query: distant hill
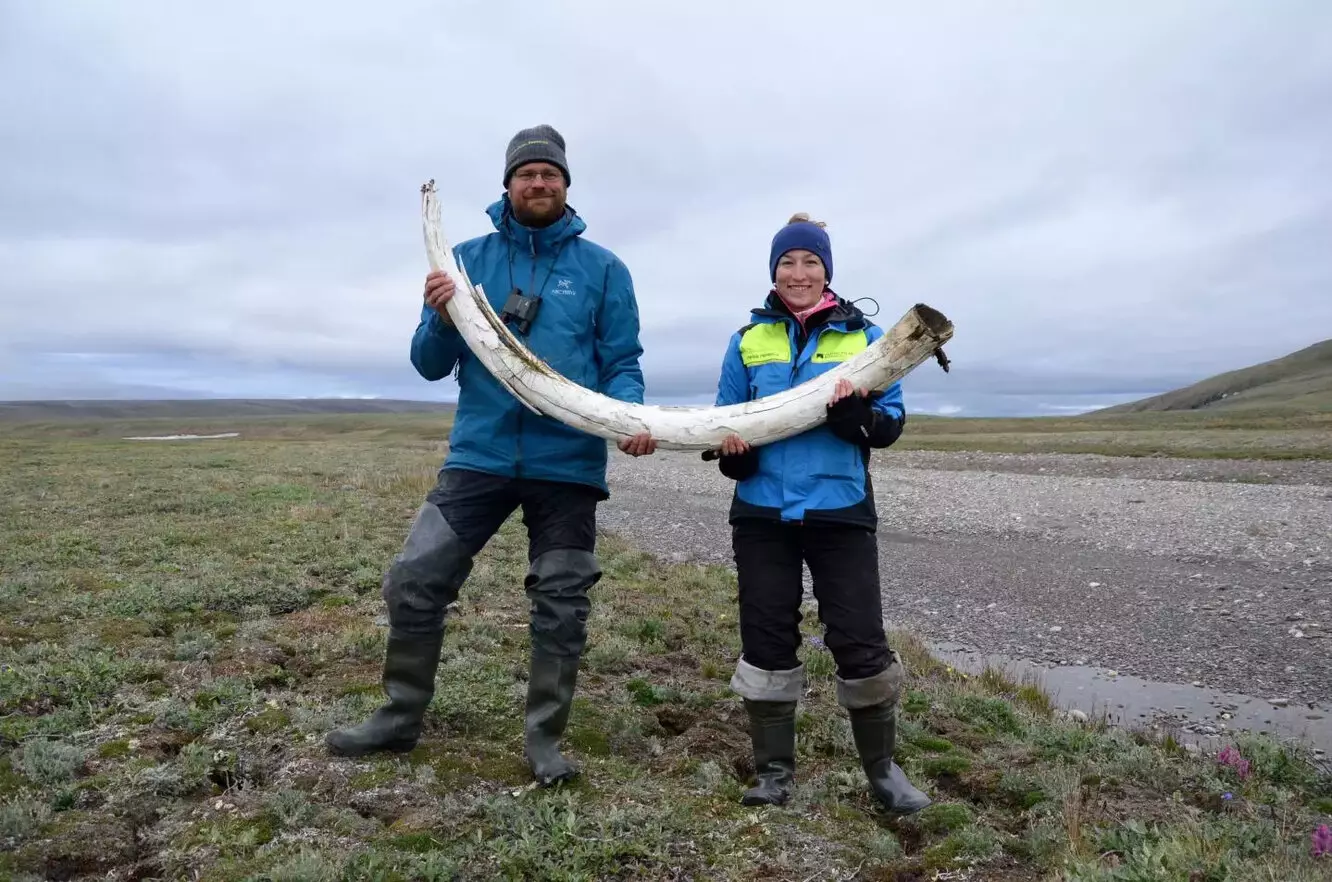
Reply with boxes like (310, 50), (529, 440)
(0, 398), (457, 422)
(1096, 339), (1332, 414)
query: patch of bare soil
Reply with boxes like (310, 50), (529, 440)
(651, 702), (753, 778)
(16, 812), (140, 881)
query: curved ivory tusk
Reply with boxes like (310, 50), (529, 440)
(420, 180), (953, 450)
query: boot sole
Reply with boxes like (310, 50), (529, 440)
(879, 796), (931, 816)
(740, 785), (792, 807)
(534, 771), (580, 788)
(325, 736), (417, 757)
(740, 795), (789, 807)
(529, 760), (581, 787)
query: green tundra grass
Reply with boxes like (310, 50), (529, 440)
(1, 423), (1329, 880)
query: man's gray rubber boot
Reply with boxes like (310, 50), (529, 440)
(848, 701), (931, 814)
(524, 649), (582, 786)
(325, 629), (443, 757)
(741, 699), (797, 806)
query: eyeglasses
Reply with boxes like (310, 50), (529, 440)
(514, 169), (563, 184)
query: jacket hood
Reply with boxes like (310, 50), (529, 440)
(486, 194), (587, 252)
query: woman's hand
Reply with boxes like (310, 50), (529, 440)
(829, 377), (869, 405)
(826, 379), (876, 443)
(711, 433), (759, 481)
(721, 433), (750, 456)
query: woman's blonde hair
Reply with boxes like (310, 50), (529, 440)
(787, 212), (827, 228)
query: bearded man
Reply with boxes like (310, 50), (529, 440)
(325, 125), (655, 787)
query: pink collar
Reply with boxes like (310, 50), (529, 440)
(777, 290), (837, 326)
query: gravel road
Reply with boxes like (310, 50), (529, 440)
(599, 449), (1332, 708)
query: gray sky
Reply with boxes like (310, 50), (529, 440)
(2, 0), (1330, 416)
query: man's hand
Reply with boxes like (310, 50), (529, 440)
(617, 432), (657, 457)
(424, 270), (456, 323)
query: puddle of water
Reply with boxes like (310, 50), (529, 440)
(124, 432), (241, 441)
(927, 639), (1332, 756)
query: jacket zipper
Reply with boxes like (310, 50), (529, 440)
(786, 318), (802, 519)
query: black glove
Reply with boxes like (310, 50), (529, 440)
(702, 447), (760, 481)
(826, 392), (904, 448)
(826, 392), (875, 443)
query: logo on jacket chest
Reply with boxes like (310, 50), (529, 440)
(551, 278), (577, 297)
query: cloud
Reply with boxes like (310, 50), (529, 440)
(2, 0), (1331, 416)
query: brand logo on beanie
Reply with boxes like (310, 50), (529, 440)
(510, 139), (552, 155)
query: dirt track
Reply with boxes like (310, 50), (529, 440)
(600, 449), (1332, 708)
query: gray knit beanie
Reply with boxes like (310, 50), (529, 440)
(503, 124), (570, 186)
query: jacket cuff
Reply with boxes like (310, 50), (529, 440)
(427, 310), (459, 336)
(864, 412), (904, 448)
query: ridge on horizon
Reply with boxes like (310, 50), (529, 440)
(1094, 338), (1332, 415)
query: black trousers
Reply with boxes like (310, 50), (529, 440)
(423, 468), (600, 561)
(382, 467), (603, 646)
(732, 518), (890, 681)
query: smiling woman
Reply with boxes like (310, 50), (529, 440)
(705, 210), (931, 815)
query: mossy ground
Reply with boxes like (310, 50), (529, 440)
(1, 425), (1329, 880)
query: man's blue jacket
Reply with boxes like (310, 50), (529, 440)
(410, 195), (645, 496)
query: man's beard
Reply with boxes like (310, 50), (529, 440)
(512, 196), (565, 228)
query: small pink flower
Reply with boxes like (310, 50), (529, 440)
(1216, 745), (1251, 780)
(1312, 824), (1332, 859)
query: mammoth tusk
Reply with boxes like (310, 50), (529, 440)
(420, 179), (953, 451)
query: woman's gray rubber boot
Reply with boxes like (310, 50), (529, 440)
(325, 629), (443, 757)
(741, 699), (797, 806)
(848, 701), (931, 814)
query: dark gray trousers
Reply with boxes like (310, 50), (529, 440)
(381, 468), (603, 655)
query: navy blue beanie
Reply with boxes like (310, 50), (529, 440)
(769, 219), (833, 283)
